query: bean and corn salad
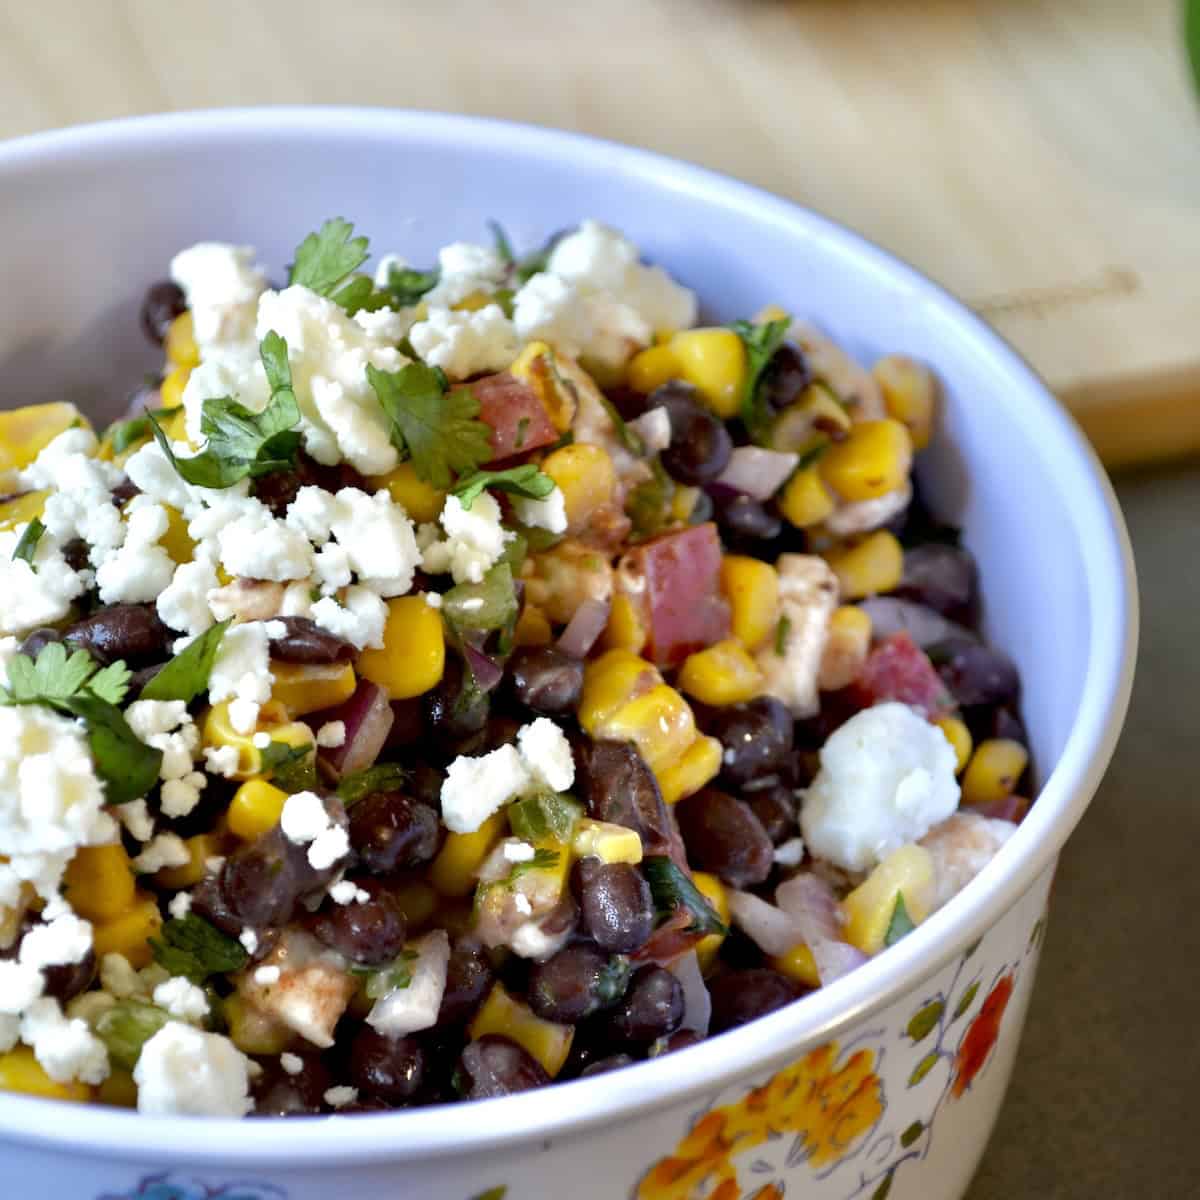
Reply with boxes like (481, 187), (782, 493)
(0, 219), (1029, 1116)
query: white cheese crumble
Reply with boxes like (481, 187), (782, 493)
(316, 721), (347, 749)
(366, 930), (450, 1038)
(254, 965), (282, 986)
(773, 837), (807, 868)
(425, 241), (508, 308)
(0, 523), (87, 636)
(323, 1085), (358, 1109)
(126, 700), (206, 819)
(280, 791), (349, 871)
(94, 501), (176, 605)
(157, 558), (220, 636)
(239, 928), (259, 956)
(170, 242), (267, 356)
(328, 879), (370, 906)
(510, 486), (568, 534)
(132, 833), (190, 875)
(799, 702), (961, 873)
(408, 305), (518, 381)
(20, 996), (109, 1084)
(0, 962), (45, 1014)
(420, 492), (513, 585)
(203, 745), (241, 778)
(208, 621), (274, 735)
(279, 1051), (304, 1076)
(516, 717), (576, 792)
(153, 976), (211, 1023)
(117, 798), (155, 844)
(167, 891), (193, 919)
(99, 953), (144, 1000)
(18, 912), (92, 970)
(503, 841), (536, 864)
(134, 1021), (253, 1116)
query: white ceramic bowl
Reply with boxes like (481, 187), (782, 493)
(0, 108), (1136, 1200)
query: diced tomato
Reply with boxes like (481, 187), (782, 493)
(630, 523), (731, 669)
(848, 631), (955, 718)
(463, 372), (558, 462)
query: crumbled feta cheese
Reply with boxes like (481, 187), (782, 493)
(503, 841), (536, 864)
(117, 798), (155, 844)
(280, 791), (349, 872)
(157, 558), (220, 636)
(134, 1021), (253, 1116)
(254, 965), (282, 986)
(423, 592), (443, 609)
(227, 698), (260, 736)
(126, 700), (206, 819)
(239, 928), (259, 955)
(420, 492), (512, 585)
(0, 1015), (17, 1053)
(251, 731), (272, 750)
(203, 745), (241, 779)
(306, 586), (388, 650)
(212, 497), (315, 583)
(279, 1051), (304, 1076)
(208, 622), (274, 722)
(773, 837), (807, 868)
(95, 502), (176, 605)
(408, 304), (518, 381)
(512, 892), (534, 917)
(354, 306), (412, 343)
(426, 241), (508, 308)
(316, 721), (346, 749)
(20, 996), (109, 1084)
(170, 242), (267, 356)
(132, 833), (190, 875)
(510, 486), (568, 534)
(167, 892), (193, 920)
(100, 953), (145, 1000)
(18, 912), (92, 971)
(509, 918), (571, 962)
(440, 743), (530, 834)
(516, 718), (575, 792)
(41, 489), (124, 570)
(323, 1085), (358, 1109)
(366, 930), (449, 1037)
(153, 976), (210, 1023)
(0, 961), (45, 1014)
(800, 702), (961, 873)
(0, 523), (87, 635)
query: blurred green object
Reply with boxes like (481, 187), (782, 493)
(1189, 0), (1200, 94)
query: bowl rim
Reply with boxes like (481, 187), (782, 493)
(0, 105), (1138, 1166)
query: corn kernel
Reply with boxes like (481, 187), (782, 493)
(453, 290), (493, 312)
(158, 504), (196, 565)
(97, 1068), (139, 1108)
(770, 943), (821, 989)
(657, 734), (723, 805)
(628, 343), (681, 394)
(0, 489), (50, 532)
(842, 845), (936, 956)
(542, 443), (616, 531)
(820, 419), (913, 503)
(962, 738), (1029, 806)
(571, 819), (643, 865)
(469, 982), (574, 1077)
(513, 603), (553, 648)
(720, 556), (779, 651)
(692, 872), (729, 972)
(511, 342), (574, 432)
(163, 406), (190, 445)
(669, 329), (746, 418)
(225, 994), (293, 1056)
(778, 464), (836, 529)
(202, 702), (314, 781)
(92, 893), (163, 968)
(874, 355), (938, 450)
(818, 605), (873, 691)
(823, 530), (904, 599)
(356, 595), (445, 700)
(769, 385), (854, 456)
(602, 683), (696, 774)
(271, 661), (357, 716)
(164, 311), (200, 369)
(63, 844), (136, 922)
(0, 402), (83, 474)
(599, 591), (648, 655)
(934, 716), (973, 775)
(159, 365), (191, 412)
(0, 1047), (91, 1101)
(678, 639), (764, 707)
(228, 780), (289, 840)
(370, 461), (446, 524)
(429, 812), (507, 898)
(578, 649), (659, 730)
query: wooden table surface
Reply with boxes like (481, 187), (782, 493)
(3, 5), (1197, 1198)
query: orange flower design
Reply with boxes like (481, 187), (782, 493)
(637, 1043), (884, 1200)
(951, 973), (1014, 1099)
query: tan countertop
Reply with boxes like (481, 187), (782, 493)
(2, 2), (1195, 1194)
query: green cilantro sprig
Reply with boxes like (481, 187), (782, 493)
(505, 848), (561, 886)
(452, 464), (556, 510)
(351, 948), (419, 1000)
(488, 220), (559, 283)
(260, 740), (318, 794)
(337, 763), (409, 807)
(774, 615), (792, 657)
(884, 894), (917, 947)
(107, 407), (174, 456)
(138, 619), (230, 703)
(289, 217), (370, 297)
(148, 914), (249, 982)
(731, 317), (791, 444)
(11, 519), (45, 570)
(366, 362), (492, 490)
(643, 856), (728, 936)
(383, 264), (440, 308)
(149, 331), (302, 489)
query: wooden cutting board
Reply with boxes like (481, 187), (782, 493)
(1, 0), (1195, 467)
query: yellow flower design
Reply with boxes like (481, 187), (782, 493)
(637, 1043), (884, 1200)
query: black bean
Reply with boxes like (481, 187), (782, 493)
(252, 1054), (331, 1117)
(64, 603), (172, 666)
(40, 947), (97, 1003)
(579, 1053), (635, 1078)
(507, 646), (584, 716)
(937, 642), (1020, 710)
(252, 452), (369, 518)
(309, 882), (407, 966)
(659, 396), (733, 486)
(894, 543), (977, 619)
(759, 343), (811, 414)
(648, 1028), (703, 1057)
(386, 698), (427, 748)
(267, 617), (355, 664)
(348, 792), (440, 875)
(744, 782), (798, 846)
(606, 964), (684, 1045)
(349, 1028), (425, 1104)
(109, 476), (140, 506)
(140, 280), (187, 345)
(407, 762), (446, 811)
(456, 1035), (549, 1099)
(988, 704), (1028, 745)
(424, 656), (490, 741)
(572, 859), (654, 954)
(528, 944), (630, 1024)
(575, 739), (672, 857)
(675, 788), (774, 889)
(699, 696), (793, 788)
(61, 538), (90, 572)
(708, 969), (802, 1033)
(18, 627), (61, 660)
(712, 492), (783, 544)
(437, 938), (495, 1028)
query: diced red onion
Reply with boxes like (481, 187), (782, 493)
(632, 908), (702, 964)
(556, 597), (611, 659)
(858, 597), (977, 649)
(714, 447), (799, 501)
(727, 890), (806, 957)
(668, 949), (711, 1037)
(320, 681), (395, 776)
(775, 872), (865, 985)
(628, 407), (672, 453)
(461, 641), (504, 693)
(808, 940), (868, 984)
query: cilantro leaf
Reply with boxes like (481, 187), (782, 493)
(507, 792), (582, 844)
(87, 660), (132, 706)
(505, 848), (561, 886)
(366, 362), (492, 490)
(64, 693), (163, 805)
(774, 615), (792, 657)
(148, 335), (302, 489)
(488, 220), (516, 267)
(289, 217), (370, 297)
(108, 407), (172, 456)
(383, 264), (440, 308)
(731, 317), (791, 444)
(452, 464), (556, 510)
(329, 274), (376, 316)
(643, 856), (728, 936)
(884, 894), (917, 947)
(1, 642), (101, 705)
(337, 763), (408, 807)
(139, 619), (230, 703)
(12, 518), (45, 570)
(149, 914), (249, 982)
(625, 457), (675, 542)
(260, 740), (318, 793)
